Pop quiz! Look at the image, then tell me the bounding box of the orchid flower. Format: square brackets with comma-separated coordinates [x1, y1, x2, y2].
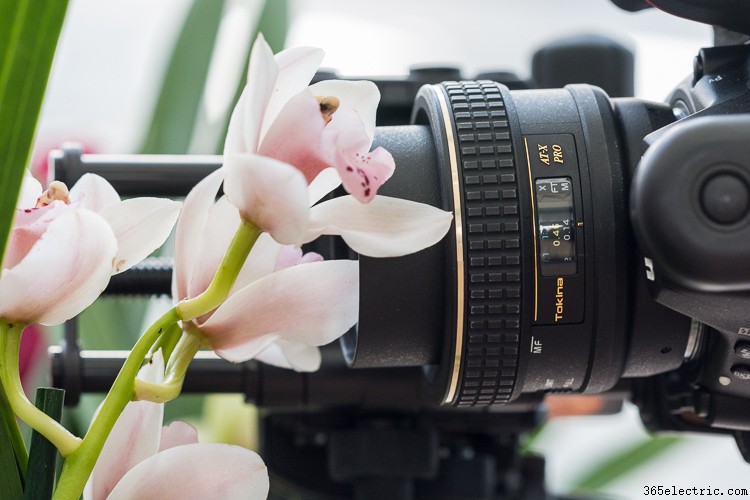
[172, 169, 358, 371]
[85, 352, 268, 500]
[220, 35, 452, 250]
[1, 172, 181, 325]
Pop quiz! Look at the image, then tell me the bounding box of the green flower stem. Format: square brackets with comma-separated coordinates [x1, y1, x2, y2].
[53, 307, 181, 500]
[0, 322, 80, 456]
[148, 322, 184, 364]
[177, 219, 260, 321]
[135, 329, 205, 403]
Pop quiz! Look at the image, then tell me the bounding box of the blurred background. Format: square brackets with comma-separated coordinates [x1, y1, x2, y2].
[30, 1, 749, 498]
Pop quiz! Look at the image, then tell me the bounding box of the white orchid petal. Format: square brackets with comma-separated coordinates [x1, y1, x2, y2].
[100, 198, 181, 274]
[69, 173, 121, 211]
[17, 172, 42, 209]
[0, 209, 117, 325]
[107, 444, 268, 500]
[309, 79, 380, 145]
[202, 260, 359, 360]
[223, 89, 248, 156]
[255, 339, 322, 372]
[305, 195, 453, 258]
[173, 169, 224, 301]
[261, 45, 325, 143]
[239, 34, 277, 154]
[308, 168, 342, 206]
[188, 196, 241, 300]
[159, 421, 199, 452]
[224, 154, 310, 245]
[214, 335, 279, 364]
[231, 232, 282, 294]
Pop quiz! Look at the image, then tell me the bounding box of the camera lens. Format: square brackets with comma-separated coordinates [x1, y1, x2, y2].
[346, 81, 681, 407]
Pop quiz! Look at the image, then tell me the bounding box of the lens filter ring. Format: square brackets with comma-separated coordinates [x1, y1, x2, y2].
[437, 81, 523, 406]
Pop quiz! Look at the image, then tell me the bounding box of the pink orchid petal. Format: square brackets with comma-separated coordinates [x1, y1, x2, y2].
[0, 209, 117, 325]
[5, 201, 72, 270]
[238, 34, 277, 154]
[17, 172, 42, 209]
[310, 79, 380, 145]
[173, 169, 224, 301]
[274, 246, 323, 271]
[69, 173, 121, 212]
[107, 443, 268, 500]
[100, 198, 181, 274]
[305, 195, 453, 258]
[255, 339, 322, 372]
[187, 196, 240, 300]
[260, 45, 325, 143]
[318, 106, 394, 202]
[84, 353, 165, 500]
[258, 89, 330, 182]
[308, 168, 342, 206]
[223, 154, 310, 245]
[159, 421, 199, 452]
[201, 260, 359, 360]
[230, 232, 282, 295]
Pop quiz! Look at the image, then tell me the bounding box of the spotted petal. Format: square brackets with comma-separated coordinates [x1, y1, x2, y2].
[305, 195, 453, 257]
[107, 443, 268, 500]
[201, 260, 359, 363]
[0, 209, 117, 325]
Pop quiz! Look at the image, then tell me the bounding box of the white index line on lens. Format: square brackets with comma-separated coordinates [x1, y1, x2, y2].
[434, 85, 465, 406]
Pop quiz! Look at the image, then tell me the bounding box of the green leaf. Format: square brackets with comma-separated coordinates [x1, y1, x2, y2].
[140, 0, 226, 154]
[0, 410, 23, 500]
[571, 435, 682, 495]
[24, 388, 65, 500]
[0, 0, 69, 266]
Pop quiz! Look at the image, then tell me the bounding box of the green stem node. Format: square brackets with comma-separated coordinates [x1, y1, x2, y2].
[135, 329, 205, 403]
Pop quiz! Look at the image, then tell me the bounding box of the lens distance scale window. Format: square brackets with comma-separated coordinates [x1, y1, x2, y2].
[536, 177, 576, 276]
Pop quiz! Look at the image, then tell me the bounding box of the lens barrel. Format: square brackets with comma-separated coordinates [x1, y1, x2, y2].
[350, 81, 668, 407]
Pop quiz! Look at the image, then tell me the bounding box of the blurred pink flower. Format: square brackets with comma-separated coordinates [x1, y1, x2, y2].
[85, 352, 268, 500]
[0, 173, 180, 325]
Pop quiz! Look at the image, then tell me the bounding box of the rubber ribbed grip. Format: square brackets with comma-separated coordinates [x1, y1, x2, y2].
[443, 81, 522, 406]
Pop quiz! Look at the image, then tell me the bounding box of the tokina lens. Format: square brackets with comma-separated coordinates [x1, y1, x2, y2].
[346, 80, 686, 407]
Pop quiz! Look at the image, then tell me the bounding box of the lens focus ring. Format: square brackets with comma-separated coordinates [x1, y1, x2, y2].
[443, 81, 522, 406]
